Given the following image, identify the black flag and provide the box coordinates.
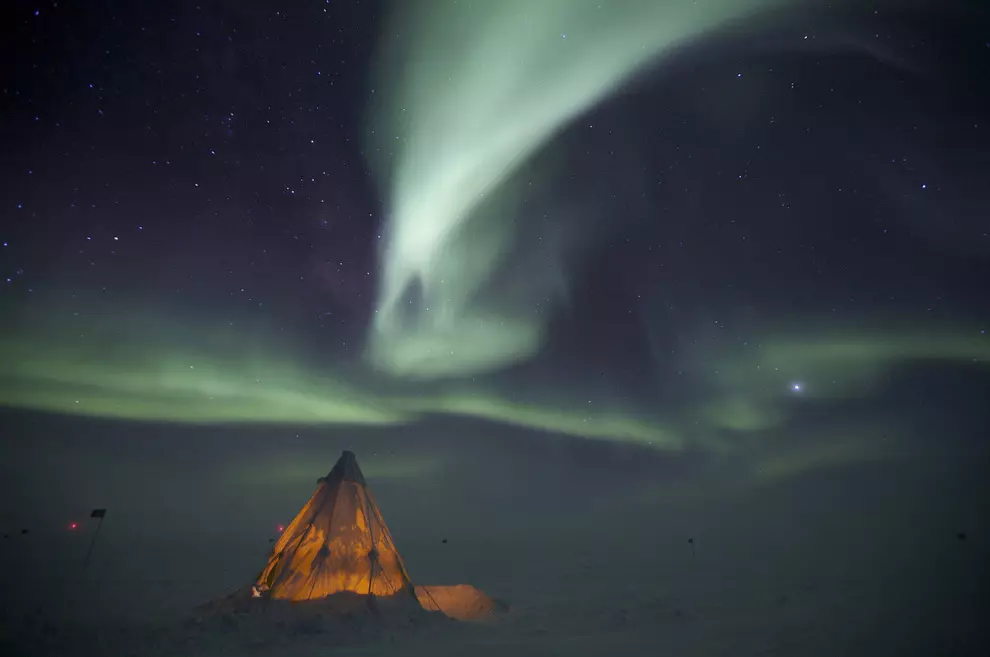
[83,510,107,571]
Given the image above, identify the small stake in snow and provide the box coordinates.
[83,509,107,572]
[688,537,695,559]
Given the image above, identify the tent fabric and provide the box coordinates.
[254,450,418,602]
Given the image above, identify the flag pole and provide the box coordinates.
[83,510,106,572]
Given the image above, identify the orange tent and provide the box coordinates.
[253,450,418,602]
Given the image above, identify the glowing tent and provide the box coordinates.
[253,450,418,602]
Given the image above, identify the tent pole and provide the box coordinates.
[362,493,378,595]
[82,515,104,572]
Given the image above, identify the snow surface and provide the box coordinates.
[2,527,986,656]
[3,422,988,656]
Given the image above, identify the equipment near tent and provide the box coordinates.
[253,450,418,602]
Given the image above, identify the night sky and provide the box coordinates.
[1,0,989,645]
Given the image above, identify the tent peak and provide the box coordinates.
[322,449,365,486]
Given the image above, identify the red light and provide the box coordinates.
[69,522,78,530]
[277,524,285,532]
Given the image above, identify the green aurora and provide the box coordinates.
[2,308,986,454]
[2,0,984,482]
[366,0,792,380]
[693,328,990,434]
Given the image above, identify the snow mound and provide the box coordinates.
[172,587,453,653]
[416,584,509,622]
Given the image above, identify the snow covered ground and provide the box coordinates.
[2,415,987,655]
[2,520,985,656]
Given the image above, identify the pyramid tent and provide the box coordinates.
[253,450,418,602]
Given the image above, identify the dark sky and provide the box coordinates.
[2,1,381,341]
[1,0,989,644]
